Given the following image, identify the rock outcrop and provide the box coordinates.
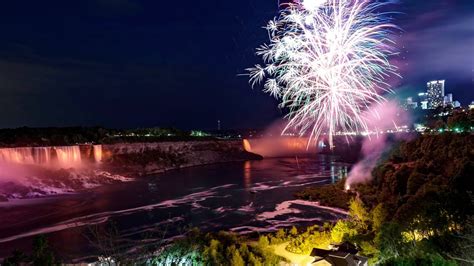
[102,140,262,176]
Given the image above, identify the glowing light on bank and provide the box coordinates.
[248,0,399,148]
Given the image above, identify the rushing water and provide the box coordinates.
[0,156,350,262]
[0,145,102,168]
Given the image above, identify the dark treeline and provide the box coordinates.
[0,127,216,147]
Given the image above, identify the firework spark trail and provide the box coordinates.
[248,0,399,148]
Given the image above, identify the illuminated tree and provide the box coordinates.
[371,203,388,232]
[349,198,370,230]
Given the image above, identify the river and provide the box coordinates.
[0,156,350,262]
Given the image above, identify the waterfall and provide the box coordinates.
[32,147,52,164]
[93,145,102,163]
[0,145,107,167]
[0,147,52,165]
[243,139,252,152]
[54,146,82,167]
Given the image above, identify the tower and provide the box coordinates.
[427,80,445,109]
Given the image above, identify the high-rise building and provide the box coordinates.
[427,80,445,109]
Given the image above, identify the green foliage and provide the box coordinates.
[331,220,357,243]
[295,178,355,209]
[153,230,285,265]
[284,225,332,255]
[258,235,270,247]
[289,226,298,236]
[371,203,388,232]
[349,198,370,230]
[375,222,406,259]
[359,241,379,264]
[381,252,457,266]
[230,249,245,266]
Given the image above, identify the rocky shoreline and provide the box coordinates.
[102,140,262,176]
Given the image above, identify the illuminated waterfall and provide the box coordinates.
[54,146,82,167]
[32,147,52,164]
[243,139,252,152]
[0,145,106,167]
[0,147,52,165]
[243,137,314,158]
[93,145,103,163]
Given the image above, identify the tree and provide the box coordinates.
[203,239,224,264]
[349,198,370,230]
[371,203,388,232]
[238,243,250,259]
[32,235,57,266]
[276,229,286,240]
[230,250,245,266]
[331,220,356,243]
[248,253,262,266]
[375,223,405,260]
[289,226,298,236]
[258,236,270,248]
[406,171,426,195]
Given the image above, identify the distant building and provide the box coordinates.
[427,80,445,109]
[469,101,474,110]
[452,101,461,108]
[405,97,418,110]
[443,93,453,107]
[418,92,429,110]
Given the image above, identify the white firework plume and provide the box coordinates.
[248,0,399,148]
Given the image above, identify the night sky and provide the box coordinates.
[0,0,472,129]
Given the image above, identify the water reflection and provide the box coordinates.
[243,161,252,189]
[331,164,348,184]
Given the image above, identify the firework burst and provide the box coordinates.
[248,0,399,148]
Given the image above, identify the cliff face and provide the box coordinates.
[102,140,262,176]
